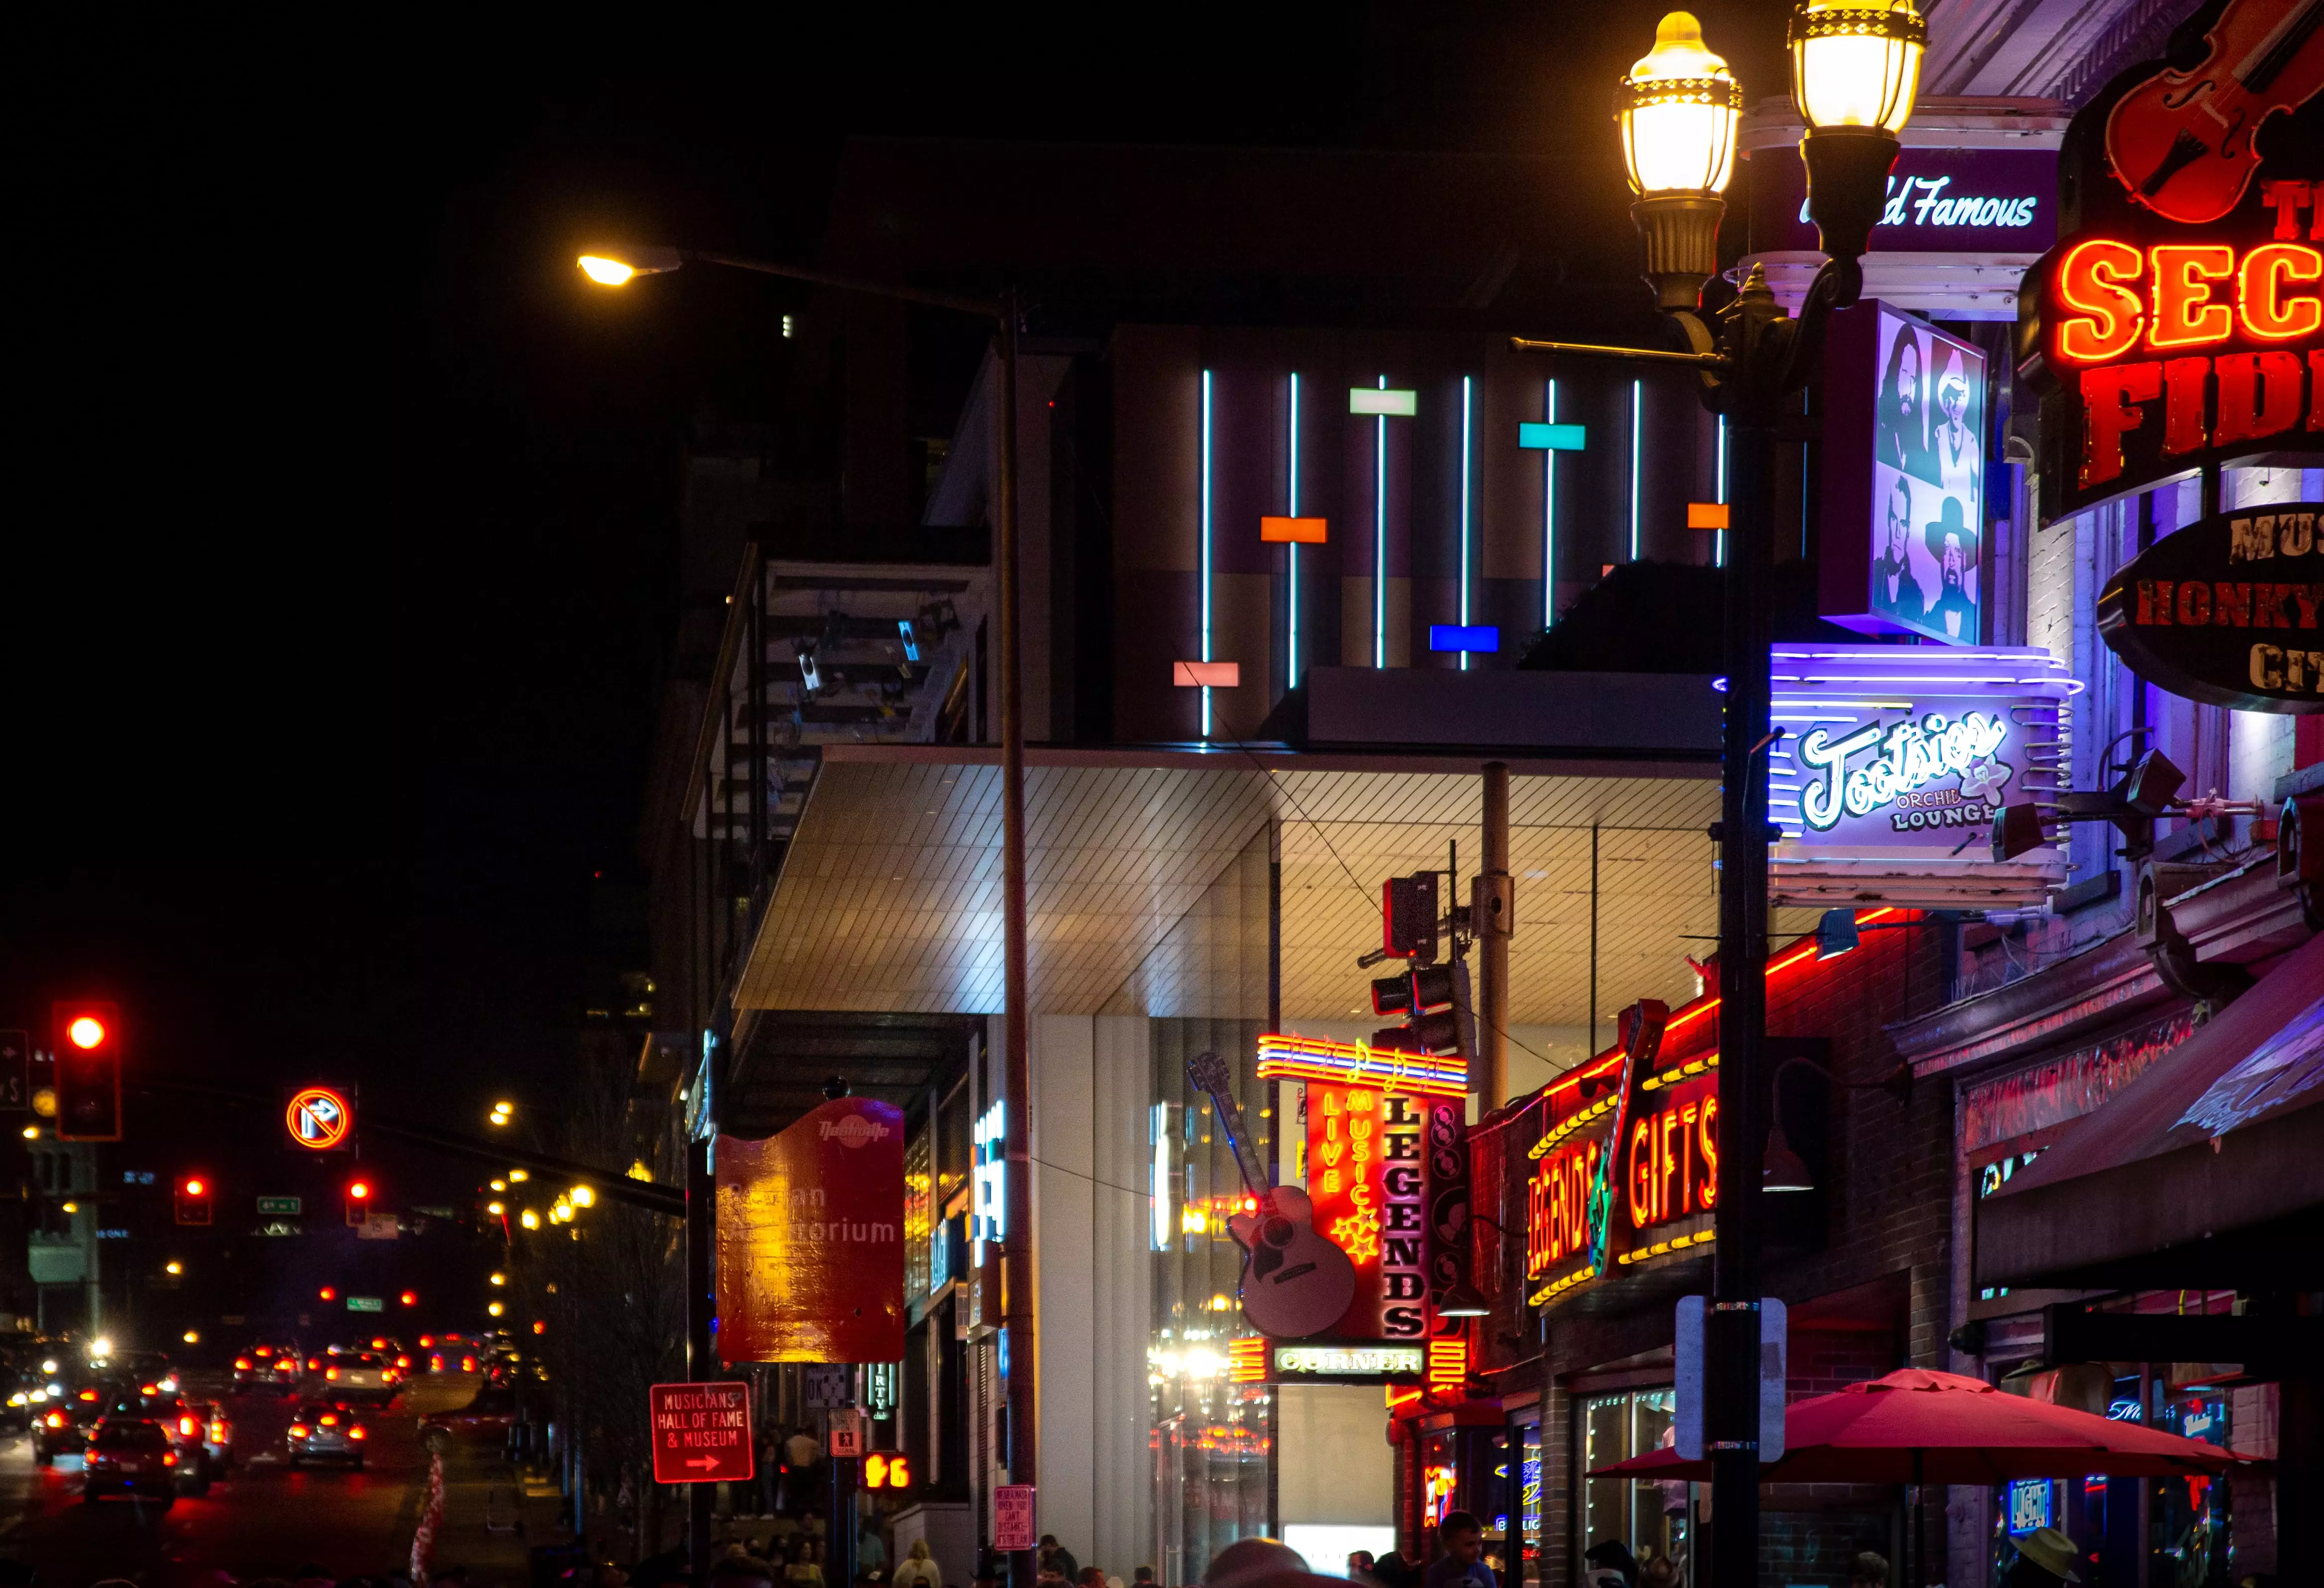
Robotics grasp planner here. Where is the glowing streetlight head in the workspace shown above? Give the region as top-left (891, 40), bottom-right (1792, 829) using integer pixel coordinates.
top-left (165, 1260), bottom-right (183, 1275)
top-left (490, 1272), bottom-right (506, 1286)
top-left (91, 1337), bottom-right (113, 1357)
top-left (1617, 12), bottom-right (1743, 197)
top-left (1789, 0), bottom-right (1925, 134)
top-left (569, 1185), bottom-right (595, 1209)
top-left (19, 1125), bottom-right (36, 1140)
top-left (509, 1169), bottom-right (529, 1184)
top-left (519, 1209), bottom-right (540, 1229)
top-left (577, 246), bottom-right (681, 287)
top-left (491, 1179), bottom-right (507, 1192)
top-left (183, 1331), bottom-right (200, 1344)
top-left (487, 1201), bottom-right (506, 1216)
top-left (67, 1015), bottom-right (107, 1050)
top-left (487, 1301), bottom-right (505, 1318)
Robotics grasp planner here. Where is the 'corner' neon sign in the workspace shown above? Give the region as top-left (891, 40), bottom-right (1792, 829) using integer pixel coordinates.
top-left (1798, 711), bottom-right (2011, 832)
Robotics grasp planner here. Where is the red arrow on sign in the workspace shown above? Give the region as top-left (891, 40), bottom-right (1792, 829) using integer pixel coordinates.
top-left (687, 1457), bottom-right (720, 1469)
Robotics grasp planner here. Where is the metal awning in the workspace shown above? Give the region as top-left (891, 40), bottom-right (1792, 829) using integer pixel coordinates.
top-left (1976, 927), bottom-right (2324, 1290)
top-left (731, 743), bottom-right (1723, 1029)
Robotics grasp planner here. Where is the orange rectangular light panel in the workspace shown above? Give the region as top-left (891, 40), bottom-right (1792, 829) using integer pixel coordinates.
top-left (1261, 515), bottom-right (1328, 544)
top-left (1172, 660), bottom-right (1241, 688)
top-left (1687, 502), bottom-right (1730, 530)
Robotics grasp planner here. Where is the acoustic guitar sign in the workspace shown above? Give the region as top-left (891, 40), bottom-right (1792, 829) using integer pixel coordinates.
top-left (2026, 0), bottom-right (2324, 522)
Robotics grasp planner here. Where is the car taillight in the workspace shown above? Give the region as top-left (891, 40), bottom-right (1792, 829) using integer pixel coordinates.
top-left (164, 1451), bottom-right (178, 1466)
top-left (418, 1336), bottom-right (435, 1348)
top-left (277, 1361), bottom-right (294, 1372)
top-left (349, 1425), bottom-right (367, 1440)
top-left (235, 1358), bottom-right (253, 1370)
top-left (289, 1424), bottom-right (309, 1438)
top-left (462, 1357), bottom-right (476, 1372)
top-left (325, 1368), bottom-right (338, 1381)
top-left (45, 1412), bottom-right (64, 1428)
top-left (307, 1357), bottom-right (321, 1370)
top-left (396, 1356), bottom-right (410, 1368)
top-left (320, 1414), bottom-right (338, 1426)
top-left (430, 1356), bottom-right (443, 1370)
top-left (212, 1422), bottom-right (227, 1441)
top-left (78, 1390), bottom-right (97, 1402)
top-left (180, 1416), bottom-right (197, 1437)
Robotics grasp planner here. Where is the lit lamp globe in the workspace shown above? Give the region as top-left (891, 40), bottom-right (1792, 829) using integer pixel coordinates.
top-left (1616, 10), bottom-right (1743, 312)
top-left (1788, 0), bottom-right (1926, 290)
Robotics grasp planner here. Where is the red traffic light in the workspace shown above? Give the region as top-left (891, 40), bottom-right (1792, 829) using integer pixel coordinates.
top-left (182, 1177), bottom-right (206, 1198)
top-left (319, 1286), bottom-right (337, 1301)
top-left (51, 1001), bottom-right (123, 1142)
top-left (348, 1181), bottom-right (371, 1200)
top-left (400, 1291), bottom-right (418, 1307)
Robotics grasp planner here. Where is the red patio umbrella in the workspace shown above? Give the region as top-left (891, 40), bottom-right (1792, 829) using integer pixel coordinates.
top-left (1591, 1367), bottom-right (2236, 1484)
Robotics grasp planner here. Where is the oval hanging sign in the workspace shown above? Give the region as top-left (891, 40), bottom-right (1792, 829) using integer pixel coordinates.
top-left (2098, 503), bottom-right (2324, 713)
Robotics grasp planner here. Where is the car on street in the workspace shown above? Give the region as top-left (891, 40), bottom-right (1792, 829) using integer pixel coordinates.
top-left (195, 1399), bottom-right (236, 1473)
top-left (32, 1380), bottom-right (115, 1465)
top-left (285, 1400), bottom-right (369, 1468)
top-left (81, 1417), bottom-right (180, 1505)
top-left (102, 1388), bottom-right (212, 1487)
top-left (234, 1341), bottom-right (301, 1395)
top-left (316, 1347), bottom-right (398, 1402)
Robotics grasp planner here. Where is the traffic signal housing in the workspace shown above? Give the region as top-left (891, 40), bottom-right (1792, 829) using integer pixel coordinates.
top-left (1381, 873), bottom-right (1439, 961)
top-left (175, 1176), bottom-right (213, 1226)
top-left (345, 1180), bottom-right (373, 1227)
top-left (1371, 962), bottom-right (1461, 1056)
top-left (864, 1451), bottom-right (913, 1489)
top-left (52, 1001), bottom-right (123, 1142)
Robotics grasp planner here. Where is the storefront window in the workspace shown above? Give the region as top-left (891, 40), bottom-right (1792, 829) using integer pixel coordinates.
top-left (1578, 1389), bottom-right (1687, 1580)
top-left (2152, 1390), bottom-right (2231, 1586)
top-left (1517, 1422), bottom-right (1543, 1587)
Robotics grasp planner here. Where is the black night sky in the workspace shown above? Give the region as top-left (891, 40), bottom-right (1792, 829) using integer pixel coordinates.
top-left (5, 9), bottom-right (1789, 1199)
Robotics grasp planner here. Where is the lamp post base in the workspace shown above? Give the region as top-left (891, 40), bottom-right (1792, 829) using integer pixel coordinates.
top-left (1630, 195), bottom-right (1727, 313)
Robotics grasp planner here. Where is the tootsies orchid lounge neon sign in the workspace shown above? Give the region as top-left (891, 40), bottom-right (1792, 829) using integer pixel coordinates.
top-left (1799, 711), bottom-right (2012, 832)
top-left (1765, 645), bottom-right (2080, 908)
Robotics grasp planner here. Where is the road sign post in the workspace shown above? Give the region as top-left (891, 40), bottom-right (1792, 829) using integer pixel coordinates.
top-left (284, 1085), bottom-right (356, 1152)
top-left (649, 1381), bottom-right (755, 1485)
top-left (1674, 1295), bottom-right (1787, 1462)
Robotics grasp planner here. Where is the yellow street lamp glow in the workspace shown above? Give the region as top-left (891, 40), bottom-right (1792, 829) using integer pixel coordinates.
top-left (487, 1201), bottom-right (506, 1216)
top-left (509, 1169), bottom-right (529, 1183)
top-left (577, 246), bottom-right (682, 288)
top-left (1617, 12), bottom-right (1742, 197)
top-left (19, 1126), bottom-right (36, 1140)
top-left (520, 1209), bottom-right (540, 1229)
top-left (488, 1300), bottom-right (505, 1318)
top-left (165, 1261), bottom-right (183, 1275)
top-left (1789, 0), bottom-right (1925, 134)
top-left (491, 1179), bottom-right (507, 1192)
top-left (60, 1202), bottom-right (77, 1214)
top-left (569, 1185), bottom-right (595, 1209)
top-left (493, 1100), bottom-right (514, 1113)
top-left (183, 1331), bottom-right (200, 1344)
top-left (92, 1337), bottom-right (113, 1357)
top-left (490, 1272), bottom-right (506, 1286)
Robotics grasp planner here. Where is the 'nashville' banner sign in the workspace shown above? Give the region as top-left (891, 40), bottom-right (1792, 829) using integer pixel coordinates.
top-left (2026, 0), bottom-right (2324, 522)
top-left (2099, 501), bottom-right (2324, 711)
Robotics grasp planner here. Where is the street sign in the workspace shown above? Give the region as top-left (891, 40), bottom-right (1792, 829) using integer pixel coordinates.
top-left (649, 1381), bottom-right (755, 1485)
top-left (804, 1364), bottom-right (855, 1408)
top-left (0, 1030), bottom-right (27, 1111)
top-left (1673, 1295), bottom-right (1787, 1463)
top-left (346, 1296), bottom-right (386, 1314)
top-left (283, 1085), bottom-right (355, 1151)
top-left (356, 1212), bottom-right (400, 1241)
top-left (827, 1407), bottom-right (866, 1459)
top-left (257, 1196), bottom-right (303, 1217)
top-left (994, 1484), bottom-right (1037, 1552)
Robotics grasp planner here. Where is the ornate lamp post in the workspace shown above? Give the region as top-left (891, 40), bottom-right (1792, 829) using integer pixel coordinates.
top-left (1526, 5), bottom-right (1923, 1582)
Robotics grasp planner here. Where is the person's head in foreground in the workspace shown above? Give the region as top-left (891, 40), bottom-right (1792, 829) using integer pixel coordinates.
top-left (1202, 1538), bottom-right (1308, 1588)
top-left (1438, 1512), bottom-right (1484, 1565)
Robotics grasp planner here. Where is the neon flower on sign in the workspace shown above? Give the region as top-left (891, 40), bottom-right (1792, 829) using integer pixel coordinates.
top-left (1798, 711), bottom-right (2012, 832)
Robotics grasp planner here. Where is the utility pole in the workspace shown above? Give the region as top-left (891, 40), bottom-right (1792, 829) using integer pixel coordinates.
top-left (1475, 762), bottom-right (1512, 1108)
top-left (996, 289), bottom-right (1041, 1588)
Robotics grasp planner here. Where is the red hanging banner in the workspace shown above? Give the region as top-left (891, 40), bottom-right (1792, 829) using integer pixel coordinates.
top-left (715, 1096), bottom-right (907, 1364)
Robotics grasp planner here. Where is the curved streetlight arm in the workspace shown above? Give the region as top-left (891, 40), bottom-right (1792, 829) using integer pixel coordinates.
top-left (682, 248), bottom-right (1001, 321)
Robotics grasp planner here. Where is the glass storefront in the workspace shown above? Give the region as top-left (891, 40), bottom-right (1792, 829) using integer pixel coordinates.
top-left (1516, 1420), bottom-right (1543, 1587)
top-left (1578, 1389), bottom-right (1689, 1581)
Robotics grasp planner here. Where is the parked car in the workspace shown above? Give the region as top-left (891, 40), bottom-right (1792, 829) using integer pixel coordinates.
top-left (285, 1400), bottom-right (369, 1468)
top-left (82, 1417), bottom-right (180, 1505)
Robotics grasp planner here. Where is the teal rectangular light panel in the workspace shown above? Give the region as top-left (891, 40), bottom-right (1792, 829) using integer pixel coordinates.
top-left (1518, 422), bottom-right (1586, 451)
top-left (1349, 387), bottom-right (1418, 417)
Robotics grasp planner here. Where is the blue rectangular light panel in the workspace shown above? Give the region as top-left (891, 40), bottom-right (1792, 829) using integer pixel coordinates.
top-left (1518, 422), bottom-right (1586, 451)
top-left (1428, 624), bottom-right (1501, 654)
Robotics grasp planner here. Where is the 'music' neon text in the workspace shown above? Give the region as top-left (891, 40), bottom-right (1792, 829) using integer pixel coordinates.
top-left (1798, 711), bottom-right (2010, 832)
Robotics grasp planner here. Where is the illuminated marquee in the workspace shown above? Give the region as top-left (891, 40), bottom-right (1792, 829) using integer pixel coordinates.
top-left (1272, 1343), bottom-right (1424, 1379)
top-left (1256, 1032), bottom-right (1470, 1097)
top-left (2028, 69), bottom-right (2321, 521)
top-left (1623, 1071), bottom-right (1717, 1239)
top-left (1304, 1082), bottom-right (1428, 1340)
top-left (2097, 501), bottom-right (2324, 713)
top-left (1765, 645), bottom-right (2080, 908)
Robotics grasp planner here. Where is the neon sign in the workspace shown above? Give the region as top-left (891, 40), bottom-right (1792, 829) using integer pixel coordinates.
top-left (1257, 1033), bottom-right (1470, 1098)
top-left (1798, 711), bottom-right (2012, 831)
top-left (1527, 1136), bottom-right (1602, 1276)
top-left (1801, 174), bottom-right (2040, 232)
top-left (1304, 1082), bottom-right (1428, 1339)
top-left (1625, 1076), bottom-right (1718, 1231)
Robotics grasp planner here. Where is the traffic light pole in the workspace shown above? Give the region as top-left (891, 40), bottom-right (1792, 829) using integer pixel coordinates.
top-left (827, 1453), bottom-right (860, 1588)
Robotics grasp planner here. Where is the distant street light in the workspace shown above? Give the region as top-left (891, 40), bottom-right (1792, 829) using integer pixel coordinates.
top-left (569, 1185), bottom-right (595, 1209)
top-left (490, 1272), bottom-right (506, 1286)
top-left (487, 1301), bottom-right (505, 1318)
top-left (165, 1260), bottom-right (183, 1276)
top-left (576, 246), bottom-right (681, 286)
top-left (519, 1209), bottom-right (540, 1230)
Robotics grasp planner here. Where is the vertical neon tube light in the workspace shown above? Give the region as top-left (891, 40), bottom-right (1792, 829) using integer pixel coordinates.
top-left (1374, 374), bottom-right (1388, 669)
top-left (1543, 380), bottom-right (1557, 627)
top-left (1201, 368), bottom-right (1214, 739)
top-left (1629, 379), bottom-right (1643, 562)
top-left (1288, 372), bottom-right (1300, 691)
top-left (1459, 375), bottom-right (1473, 672)
top-left (1715, 415), bottom-right (1729, 568)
